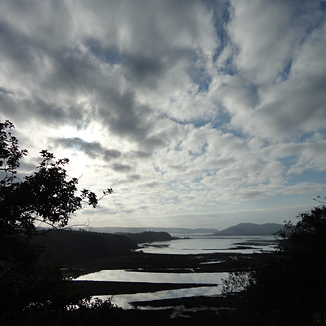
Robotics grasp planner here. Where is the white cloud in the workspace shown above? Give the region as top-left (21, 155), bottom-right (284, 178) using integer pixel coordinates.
top-left (0, 0), bottom-right (325, 228)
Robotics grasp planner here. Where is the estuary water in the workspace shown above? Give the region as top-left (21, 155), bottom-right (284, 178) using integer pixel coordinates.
top-left (136, 234), bottom-right (277, 254)
top-left (77, 235), bottom-right (276, 309)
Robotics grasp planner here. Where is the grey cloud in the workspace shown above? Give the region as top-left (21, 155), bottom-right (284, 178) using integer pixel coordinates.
top-left (128, 151), bottom-right (152, 159)
top-left (238, 190), bottom-right (268, 200)
top-left (0, 0), bottom-right (212, 151)
top-left (84, 38), bottom-right (123, 65)
top-left (124, 55), bottom-right (165, 86)
top-left (54, 137), bottom-right (121, 161)
top-left (0, 0), bottom-right (73, 51)
top-left (1, 94), bottom-right (92, 133)
top-left (128, 174), bottom-right (141, 182)
top-left (0, 22), bottom-right (157, 144)
top-left (19, 160), bottom-right (39, 173)
top-left (98, 89), bottom-right (153, 141)
top-left (144, 181), bottom-right (163, 189)
top-left (103, 149), bottom-right (122, 161)
top-left (143, 135), bottom-right (165, 150)
top-left (36, 100), bottom-right (87, 127)
top-left (168, 164), bottom-right (184, 171)
top-left (112, 163), bottom-right (132, 173)
top-left (0, 22), bottom-right (37, 75)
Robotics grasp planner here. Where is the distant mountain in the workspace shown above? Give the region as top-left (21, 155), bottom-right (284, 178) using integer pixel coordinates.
top-left (90, 227), bottom-right (219, 235)
top-left (218, 223), bottom-right (284, 235)
top-left (74, 223), bottom-right (283, 237)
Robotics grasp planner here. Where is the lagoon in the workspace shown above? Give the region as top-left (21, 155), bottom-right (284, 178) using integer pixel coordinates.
top-left (77, 235), bottom-right (276, 309)
top-left (136, 234), bottom-right (277, 254)
top-left (77, 269), bottom-right (229, 284)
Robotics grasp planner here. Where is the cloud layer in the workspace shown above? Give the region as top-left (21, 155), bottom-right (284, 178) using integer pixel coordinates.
top-left (1, 0), bottom-right (325, 228)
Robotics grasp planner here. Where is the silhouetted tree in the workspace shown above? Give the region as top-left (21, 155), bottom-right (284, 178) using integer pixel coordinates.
top-left (223, 201), bottom-right (326, 326)
top-left (0, 120), bottom-right (112, 324)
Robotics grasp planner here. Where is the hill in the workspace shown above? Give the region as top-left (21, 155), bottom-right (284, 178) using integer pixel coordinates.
top-left (218, 223), bottom-right (284, 235)
top-left (33, 229), bottom-right (138, 265)
top-left (119, 231), bottom-right (174, 243)
top-left (33, 229), bottom-right (177, 266)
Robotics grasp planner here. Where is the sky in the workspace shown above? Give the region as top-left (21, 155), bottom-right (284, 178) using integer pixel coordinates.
top-left (1, 0), bottom-right (326, 230)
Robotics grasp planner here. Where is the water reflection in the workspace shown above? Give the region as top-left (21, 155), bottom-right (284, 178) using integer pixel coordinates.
top-left (77, 270), bottom-right (229, 309)
top-left (137, 235), bottom-right (276, 254)
top-left (78, 235), bottom-right (276, 309)
top-left (95, 286), bottom-right (223, 310)
top-left (77, 270), bottom-right (229, 284)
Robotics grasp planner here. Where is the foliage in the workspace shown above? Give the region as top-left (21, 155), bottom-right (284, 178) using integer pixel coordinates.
top-left (223, 201), bottom-right (326, 325)
top-left (0, 120), bottom-right (113, 323)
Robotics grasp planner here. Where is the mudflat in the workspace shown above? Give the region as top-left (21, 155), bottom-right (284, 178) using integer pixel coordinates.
top-left (70, 251), bottom-right (256, 299)
top-left (68, 251), bottom-right (252, 324)
top-left (73, 251), bottom-right (249, 275)
top-left (72, 280), bottom-right (218, 296)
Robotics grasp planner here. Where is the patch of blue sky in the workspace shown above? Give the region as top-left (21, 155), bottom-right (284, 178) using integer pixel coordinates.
top-left (294, 129), bottom-right (326, 143)
top-left (279, 156), bottom-right (298, 170)
top-left (193, 119), bottom-right (211, 128)
top-left (286, 170), bottom-right (326, 186)
top-left (201, 168), bottom-right (218, 177)
top-left (249, 83), bottom-right (260, 108)
top-left (210, 0), bottom-right (231, 61)
top-left (211, 114), bottom-right (231, 133)
top-left (0, 87), bottom-right (13, 94)
top-left (85, 38), bottom-right (123, 65)
top-left (191, 176), bottom-right (203, 183)
top-left (168, 116), bottom-right (211, 129)
top-left (174, 141), bottom-right (183, 152)
top-left (188, 142), bottom-right (208, 157)
top-left (279, 59), bottom-right (292, 81)
top-left (211, 113), bottom-right (249, 141)
top-left (154, 164), bottom-right (166, 175)
top-left (299, 3), bottom-right (325, 46)
top-left (320, 0), bottom-right (326, 20)
top-left (211, 4), bottom-right (238, 76)
top-left (190, 52), bottom-right (212, 93)
top-left (217, 56), bottom-right (238, 76)
top-left (213, 28), bottom-right (229, 62)
top-left (166, 181), bottom-right (189, 195)
top-left (193, 66), bottom-right (212, 93)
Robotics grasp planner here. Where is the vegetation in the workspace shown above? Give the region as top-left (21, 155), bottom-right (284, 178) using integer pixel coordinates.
top-left (223, 201), bottom-right (326, 326)
top-left (34, 229), bottom-right (138, 265)
top-left (0, 120), bottom-right (114, 325)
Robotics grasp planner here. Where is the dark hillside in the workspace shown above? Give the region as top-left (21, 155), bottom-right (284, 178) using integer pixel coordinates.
top-left (33, 229), bottom-right (138, 265)
top-left (119, 231), bottom-right (173, 243)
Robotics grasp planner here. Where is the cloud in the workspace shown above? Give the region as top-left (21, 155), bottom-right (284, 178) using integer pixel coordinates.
top-left (112, 163), bottom-right (133, 173)
top-left (228, 0), bottom-right (323, 84)
top-left (217, 0), bottom-right (326, 140)
top-left (54, 137), bottom-right (121, 161)
top-left (0, 0), bottom-right (325, 228)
